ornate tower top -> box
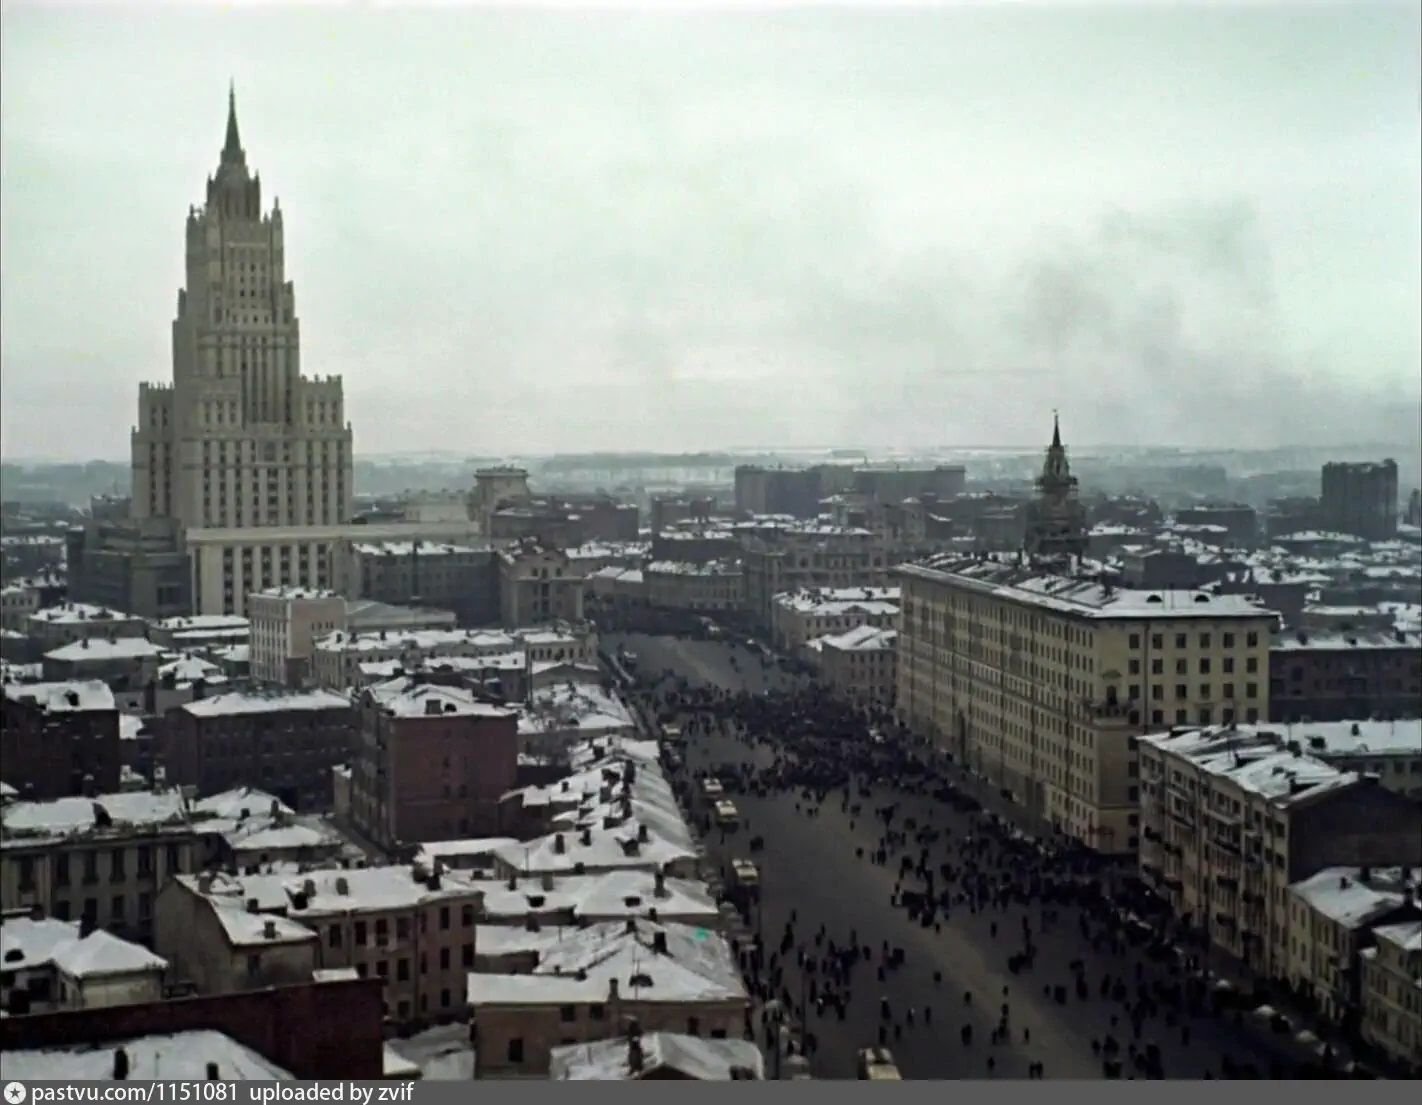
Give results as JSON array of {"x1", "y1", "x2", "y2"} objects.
[
  {"x1": 1038, "y1": 410, "x2": 1075, "y2": 490},
  {"x1": 1026, "y1": 410, "x2": 1087, "y2": 561},
  {"x1": 222, "y1": 81, "x2": 243, "y2": 163},
  {"x1": 207, "y1": 84, "x2": 259, "y2": 217}
]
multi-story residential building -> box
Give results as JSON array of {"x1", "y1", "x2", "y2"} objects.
[
  {"x1": 770, "y1": 587, "x2": 899, "y2": 652},
  {"x1": 896, "y1": 555, "x2": 1279, "y2": 853},
  {"x1": 468, "y1": 919, "x2": 748, "y2": 1077},
  {"x1": 1174, "y1": 503, "x2": 1259, "y2": 547},
  {"x1": 157, "y1": 865, "x2": 483, "y2": 1025},
  {"x1": 643, "y1": 561, "x2": 743, "y2": 613},
  {"x1": 1269, "y1": 628, "x2": 1421, "y2": 722},
  {"x1": 130, "y1": 89, "x2": 353, "y2": 536},
  {"x1": 741, "y1": 523, "x2": 886, "y2": 632},
  {"x1": 469, "y1": 467, "x2": 532, "y2": 535},
  {"x1": 649, "y1": 527, "x2": 740, "y2": 564},
  {"x1": 351, "y1": 677, "x2": 520, "y2": 849},
  {"x1": 348, "y1": 541, "x2": 497, "y2": 627},
  {"x1": 248, "y1": 587, "x2": 346, "y2": 686},
  {"x1": 814, "y1": 625, "x2": 897, "y2": 709},
  {"x1": 24, "y1": 605, "x2": 147, "y2": 653},
  {"x1": 163, "y1": 689, "x2": 355, "y2": 809},
  {"x1": 648, "y1": 495, "x2": 717, "y2": 535},
  {"x1": 852, "y1": 465, "x2": 966, "y2": 505},
  {"x1": 1, "y1": 682, "x2": 122, "y2": 801},
  {"x1": 1283, "y1": 867, "x2": 1418, "y2": 1027},
  {"x1": 1360, "y1": 919, "x2": 1422, "y2": 1074},
  {"x1": 1321, "y1": 460, "x2": 1399, "y2": 541},
  {"x1": 0, "y1": 791, "x2": 211, "y2": 943},
  {"x1": 497, "y1": 542, "x2": 585, "y2": 628},
  {"x1": 1137, "y1": 726, "x2": 1422, "y2": 976},
  {"x1": 64, "y1": 518, "x2": 192, "y2": 622}
]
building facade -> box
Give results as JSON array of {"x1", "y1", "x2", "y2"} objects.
[
  {"x1": 1361, "y1": 920, "x2": 1422, "y2": 1073},
  {"x1": 248, "y1": 587, "x2": 346, "y2": 686},
  {"x1": 497, "y1": 543, "x2": 585, "y2": 628},
  {"x1": 1321, "y1": 460, "x2": 1399, "y2": 541},
  {"x1": 1268, "y1": 629, "x2": 1422, "y2": 722},
  {"x1": 895, "y1": 556, "x2": 1278, "y2": 854},
  {"x1": 1, "y1": 682, "x2": 121, "y2": 800}
]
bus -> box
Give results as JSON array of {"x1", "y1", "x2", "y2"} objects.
[
  {"x1": 713, "y1": 799, "x2": 741, "y2": 828},
  {"x1": 731, "y1": 858, "x2": 760, "y2": 889},
  {"x1": 857, "y1": 1047, "x2": 902, "y2": 1080},
  {"x1": 701, "y1": 777, "x2": 725, "y2": 799}
]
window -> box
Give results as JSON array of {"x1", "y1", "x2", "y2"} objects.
[
  {"x1": 441, "y1": 988, "x2": 451, "y2": 1008},
  {"x1": 1129, "y1": 634, "x2": 1141, "y2": 649},
  {"x1": 112, "y1": 895, "x2": 125, "y2": 921},
  {"x1": 1199, "y1": 658, "x2": 1211, "y2": 674},
  {"x1": 1199, "y1": 684, "x2": 1211, "y2": 699},
  {"x1": 1223, "y1": 657, "x2": 1235, "y2": 674},
  {"x1": 1175, "y1": 684, "x2": 1187, "y2": 700},
  {"x1": 507, "y1": 1039, "x2": 525, "y2": 1063},
  {"x1": 687, "y1": 1016, "x2": 702, "y2": 1036},
  {"x1": 1152, "y1": 658, "x2": 1163, "y2": 675},
  {"x1": 1247, "y1": 632, "x2": 1258, "y2": 647},
  {"x1": 462, "y1": 905, "x2": 475, "y2": 927},
  {"x1": 1199, "y1": 633, "x2": 1211, "y2": 649},
  {"x1": 54, "y1": 855, "x2": 70, "y2": 886},
  {"x1": 439, "y1": 906, "x2": 450, "y2": 931},
  {"x1": 1223, "y1": 683, "x2": 1235, "y2": 700},
  {"x1": 18, "y1": 857, "x2": 35, "y2": 891},
  {"x1": 83, "y1": 853, "x2": 99, "y2": 884},
  {"x1": 375, "y1": 919, "x2": 388, "y2": 944},
  {"x1": 1175, "y1": 634, "x2": 1187, "y2": 648},
  {"x1": 247, "y1": 955, "x2": 261, "y2": 977},
  {"x1": 462, "y1": 944, "x2": 474, "y2": 967},
  {"x1": 560, "y1": 1004, "x2": 577, "y2": 1023},
  {"x1": 1246, "y1": 657, "x2": 1258, "y2": 674},
  {"x1": 397, "y1": 959, "x2": 410, "y2": 982},
  {"x1": 1176, "y1": 659, "x2": 1187, "y2": 675},
  {"x1": 1151, "y1": 634, "x2": 1163, "y2": 650},
  {"x1": 589, "y1": 1003, "x2": 606, "y2": 1020},
  {"x1": 376, "y1": 960, "x2": 389, "y2": 978},
  {"x1": 329, "y1": 925, "x2": 341, "y2": 948},
  {"x1": 1246, "y1": 683, "x2": 1258, "y2": 699},
  {"x1": 396, "y1": 917, "x2": 409, "y2": 940},
  {"x1": 355, "y1": 921, "x2": 368, "y2": 946},
  {"x1": 1223, "y1": 633, "x2": 1235, "y2": 648},
  {"x1": 1198, "y1": 707, "x2": 1212, "y2": 725}
]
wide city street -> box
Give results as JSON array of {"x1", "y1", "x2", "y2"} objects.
[{"x1": 607, "y1": 630, "x2": 1337, "y2": 1081}]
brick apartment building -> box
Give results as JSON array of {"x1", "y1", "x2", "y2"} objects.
[
  {"x1": 1, "y1": 681, "x2": 121, "y2": 800},
  {"x1": 351, "y1": 676, "x2": 519, "y2": 849},
  {"x1": 1270, "y1": 629, "x2": 1422, "y2": 722},
  {"x1": 163, "y1": 689, "x2": 355, "y2": 810}
]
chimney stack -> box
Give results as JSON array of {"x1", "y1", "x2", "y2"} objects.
[{"x1": 113, "y1": 1048, "x2": 130, "y2": 1080}]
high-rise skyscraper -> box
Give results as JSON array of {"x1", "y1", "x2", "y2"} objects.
[{"x1": 131, "y1": 86, "x2": 353, "y2": 533}]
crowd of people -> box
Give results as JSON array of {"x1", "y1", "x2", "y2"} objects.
[{"x1": 622, "y1": 651, "x2": 1357, "y2": 1081}]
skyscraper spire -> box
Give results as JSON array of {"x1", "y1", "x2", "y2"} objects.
[
  {"x1": 1051, "y1": 409, "x2": 1062, "y2": 450},
  {"x1": 223, "y1": 80, "x2": 242, "y2": 159}
]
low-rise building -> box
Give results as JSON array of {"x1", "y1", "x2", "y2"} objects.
[
  {"x1": 1138, "y1": 726, "x2": 1422, "y2": 977},
  {"x1": 351, "y1": 677, "x2": 520, "y2": 849},
  {"x1": 25, "y1": 605, "x2": 147, "y2": 653},
  {"x1": 163, "y1": 689, "x2": 356, "y2": 809},
  {"x1": 550, "y1": 1031, "x2": 764, "y2": 1080},
  {"x1": 468, "y1": 918, "x2": 748, "y2": 1077},
  {"x1": 312, "y1": 627, "x2": 518, "y2": 691},
  {"x1": 0, "y1": 915, "x2": 166, "y2": 1015},
  {"x1": 1, "y1": 681, "x2": 121, "y2": 800},
  {"x1": 1360, "y1": 919, "x2": 1422, "y2": 1074},
  {"x1": 41, "y1": 637, "x2": 166, "y2": 688},
  {"x1": 1, "y1": 583, "x2": 42, "y2": 633},
  {"x1": 156, "y1": 865, "x2": 483, "y2": 1026},
  {"x1": 1269, "y1": 628, "x2": 1422, "y2": 722},
  {"x1": 349, "y1": 541, "x2": 497, "y2": 627},
  {"x1": 146, "y1": 614, "x2": 250, "y2": 651}
]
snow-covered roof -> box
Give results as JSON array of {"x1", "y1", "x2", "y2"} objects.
[
  {"x1": 518, "y1": 683, "x2": 635, "y2": 737},
  {"x1": 1272, "y1": 628, "x2": 1419, "y2": 651},
  {"x1": 352, "y1": 541, "x2": 485, "y2": 557},
  {"x1": 0, "y1": 917, "x2": 164, "y2": 978},
  {"x1": 473, "y1": 871, "x2": 717, "y2": 924},
  {"x1": 252, "y1": 585, "x2": 339, "y2": 600},
  {"x1": 1138, "y1": 727, "x2": 1357, "y2": 803},
  {"x1": 366, "y1": 677, "x2": 518, "y2": 719},
  {"x1": 157, "y1": 654, "x2": 226, "y2": 683},
  {"x1": 645, "y1": 560, "x2": 741, "y2": 577},
  {"x1": 1146, "y1": 720, "x2": 1422, "y2": 762},
  {"x1": 467, "y1": 918, "x2": 745, "y2": 1007},
  {"x1": 489, "y1": 824, "x2": 694, "y2": 877},
  {"x1": 3, "y1": 680, "x2": 115, "y2": 712},
  {"x1": 589, "y1": 566, "x2": 645, "y2": 584},
  {"x1": 902, "y1": 556, "x2": 1276, "y2": 622},
  {"x1": 51, "y1": 929, "x2": 167, "y2": 978},
  {"x1": 316, "y1": 627, "x2": 516, "y2": 655},
  {"x1": 27, "y1": 603, "x2": 139, "y2": 625},
  {"x1": 45, "y1": 637, "x2": 166, "y2": 662},
  {"x1": 2, "y1": 790, "x2": 188, "y2": 839},
  {"x1": 1372, "y1": 919, "x2": 1422, "y2": 954},
  {"x1": 2, "y1": 1031, "x2": 293, "y2": 1080},
  {"x1": 1289, "y1": 868, "x2": 1415, "y2": 930},
  {"x1": 192, "y1": 864, "x2": 482, "y2": 925},
  {"x1": 150, "y1": 614, "x2": 250, "y2": 632},
  {"x1": 551, "y1": 1033, "x2": 764, "y2": 1080},
  {"x1": 416, "y1": 837, "x2": 519, "y2": 865},
  {"x1": 180, "y1": 688, "x2": 351, "y2": 718}
]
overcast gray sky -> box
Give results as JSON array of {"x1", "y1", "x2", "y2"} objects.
[{"x1": 2, "y1": 1, "x2": 1418, "y2": 460}]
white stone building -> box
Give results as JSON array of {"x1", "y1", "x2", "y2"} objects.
[{"x1": 248, "y1": 586, "x2": 347, "y2": 687}]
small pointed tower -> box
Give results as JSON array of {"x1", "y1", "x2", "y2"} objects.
[{"x1": 1024, "y1": 411, "x2": 1088, "y2": 561}]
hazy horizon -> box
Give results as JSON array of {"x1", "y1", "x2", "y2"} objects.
[{"x1": 3, "y1": 1, "x2": 1419, "y2": 461}]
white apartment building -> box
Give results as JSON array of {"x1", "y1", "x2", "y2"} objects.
[
  {"x1": 814, "y1": 625, "x2": 897, "y2": 709},
  {"x1": 248, "y1": 587, "x2": 346, "y2": 687},
  {"x1": 895, "y1": 556, "x2": 1279, "y2": 853},
  {"x1": 1361, "y1": 920, "x2": 1422, "y2": 1072},
  {"x1": 771, "y1": 587, "x2": 900, "y2": 652}
]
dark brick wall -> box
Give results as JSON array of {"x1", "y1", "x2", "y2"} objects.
[
  {"x1": 0, "y1": 696, "x2": 121, "y2": 799},
  {"x1": 0, "y1": 978, "x2": 383, "y2": 1079},
  {"x1": 1289, "y1": 783, "x2": 1422, "y2": 881}
]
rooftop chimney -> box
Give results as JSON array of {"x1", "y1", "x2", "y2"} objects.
[
  {"x1": 245, "y1": 898, "x2": 260, "y2": 914},
  {"x1": 113, "y1": 1048, "x2": 130, "y2": 1080},
  {"x1": 654, "y1": 871, "x2": 667, "y2": 898},
  {"x1": 206, "y1": 1062, "x2": 220, "y2": 1081},
  {"x1": 638, "y1": 823, "x2": 649, "y2": 843},
  {"x1": 652, "y1": 931, "x2": 668, "y2": 955},
  {"x1": 263, "y1": 919, "x2": 276, "y2": 940},
  {"x1": 553, "y1": 833, "x2": 566, "y2": 855}
]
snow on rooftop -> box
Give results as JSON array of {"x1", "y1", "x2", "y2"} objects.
[
  {"x1": 353, "y1": 541, "x2": 485, "y2": 557},
  {"x1": 367, "y1": 677, "x2": 518, "y2": 719},
  {"x1": 0, "y1": 916, "x2": 82, "y2": 971},
  {"x1": 1290, "y1": 868, "x2": 1415, "y2": 929},
  {"x1": 27, "y1": 603, "x2": 138, "y2": 625},
  {"x1": 181, "y1": 688, "x2": 351, "y2": 717},
  {"x1": 645, "y1": 560, "x2": 741, "y2": 576},
  {"x1": 3, "y1": 1031, "x2": 294, "y2": 1081},
  {"x1": 1372, "y1": 919, "x2": 1422, "y2": 953},
  {"x1": 2, "y1": 790, "x2": 188, "y2": 838},
  {"x1": 519, "y1": 683, "x2": 635, "y2": 736},
  {"x1": 3, "y1": 680, "x2": 115, "y2": 712},
  {"x1": 157, "y1": 654, "x2": 225, "y2": 683},
  {"x1": 1272, "y1": 628, "x2": 1419, "y2": 651},
  {"x1": 44, "y1": 637, "x2": 165, "y2": 662},
  {"x1": 316, "y1": 627, "x2": 516, "y2": 654},
  {"x1": 818, "y1": 624, "x2": 897, "y2": 651},
  {"x1": 51, "y1": 929, "x2": 167, "y2": 978},
  {"x1": 150, "y1": 614, "x2": 250, "y2": 631},
  {"x1": 467, "y1": 918, "x2": 744, "y2": 1007},
  {"x1": 195, "y1": 864, "x2": 481, "y2": 924},
  {"x1": 551, "y1": 1032, "x2": 764, "y2": 1080}
]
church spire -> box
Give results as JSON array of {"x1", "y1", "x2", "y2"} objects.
[{"x1": 223, "y1": 81, "x2": 243, "y2": 161}]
